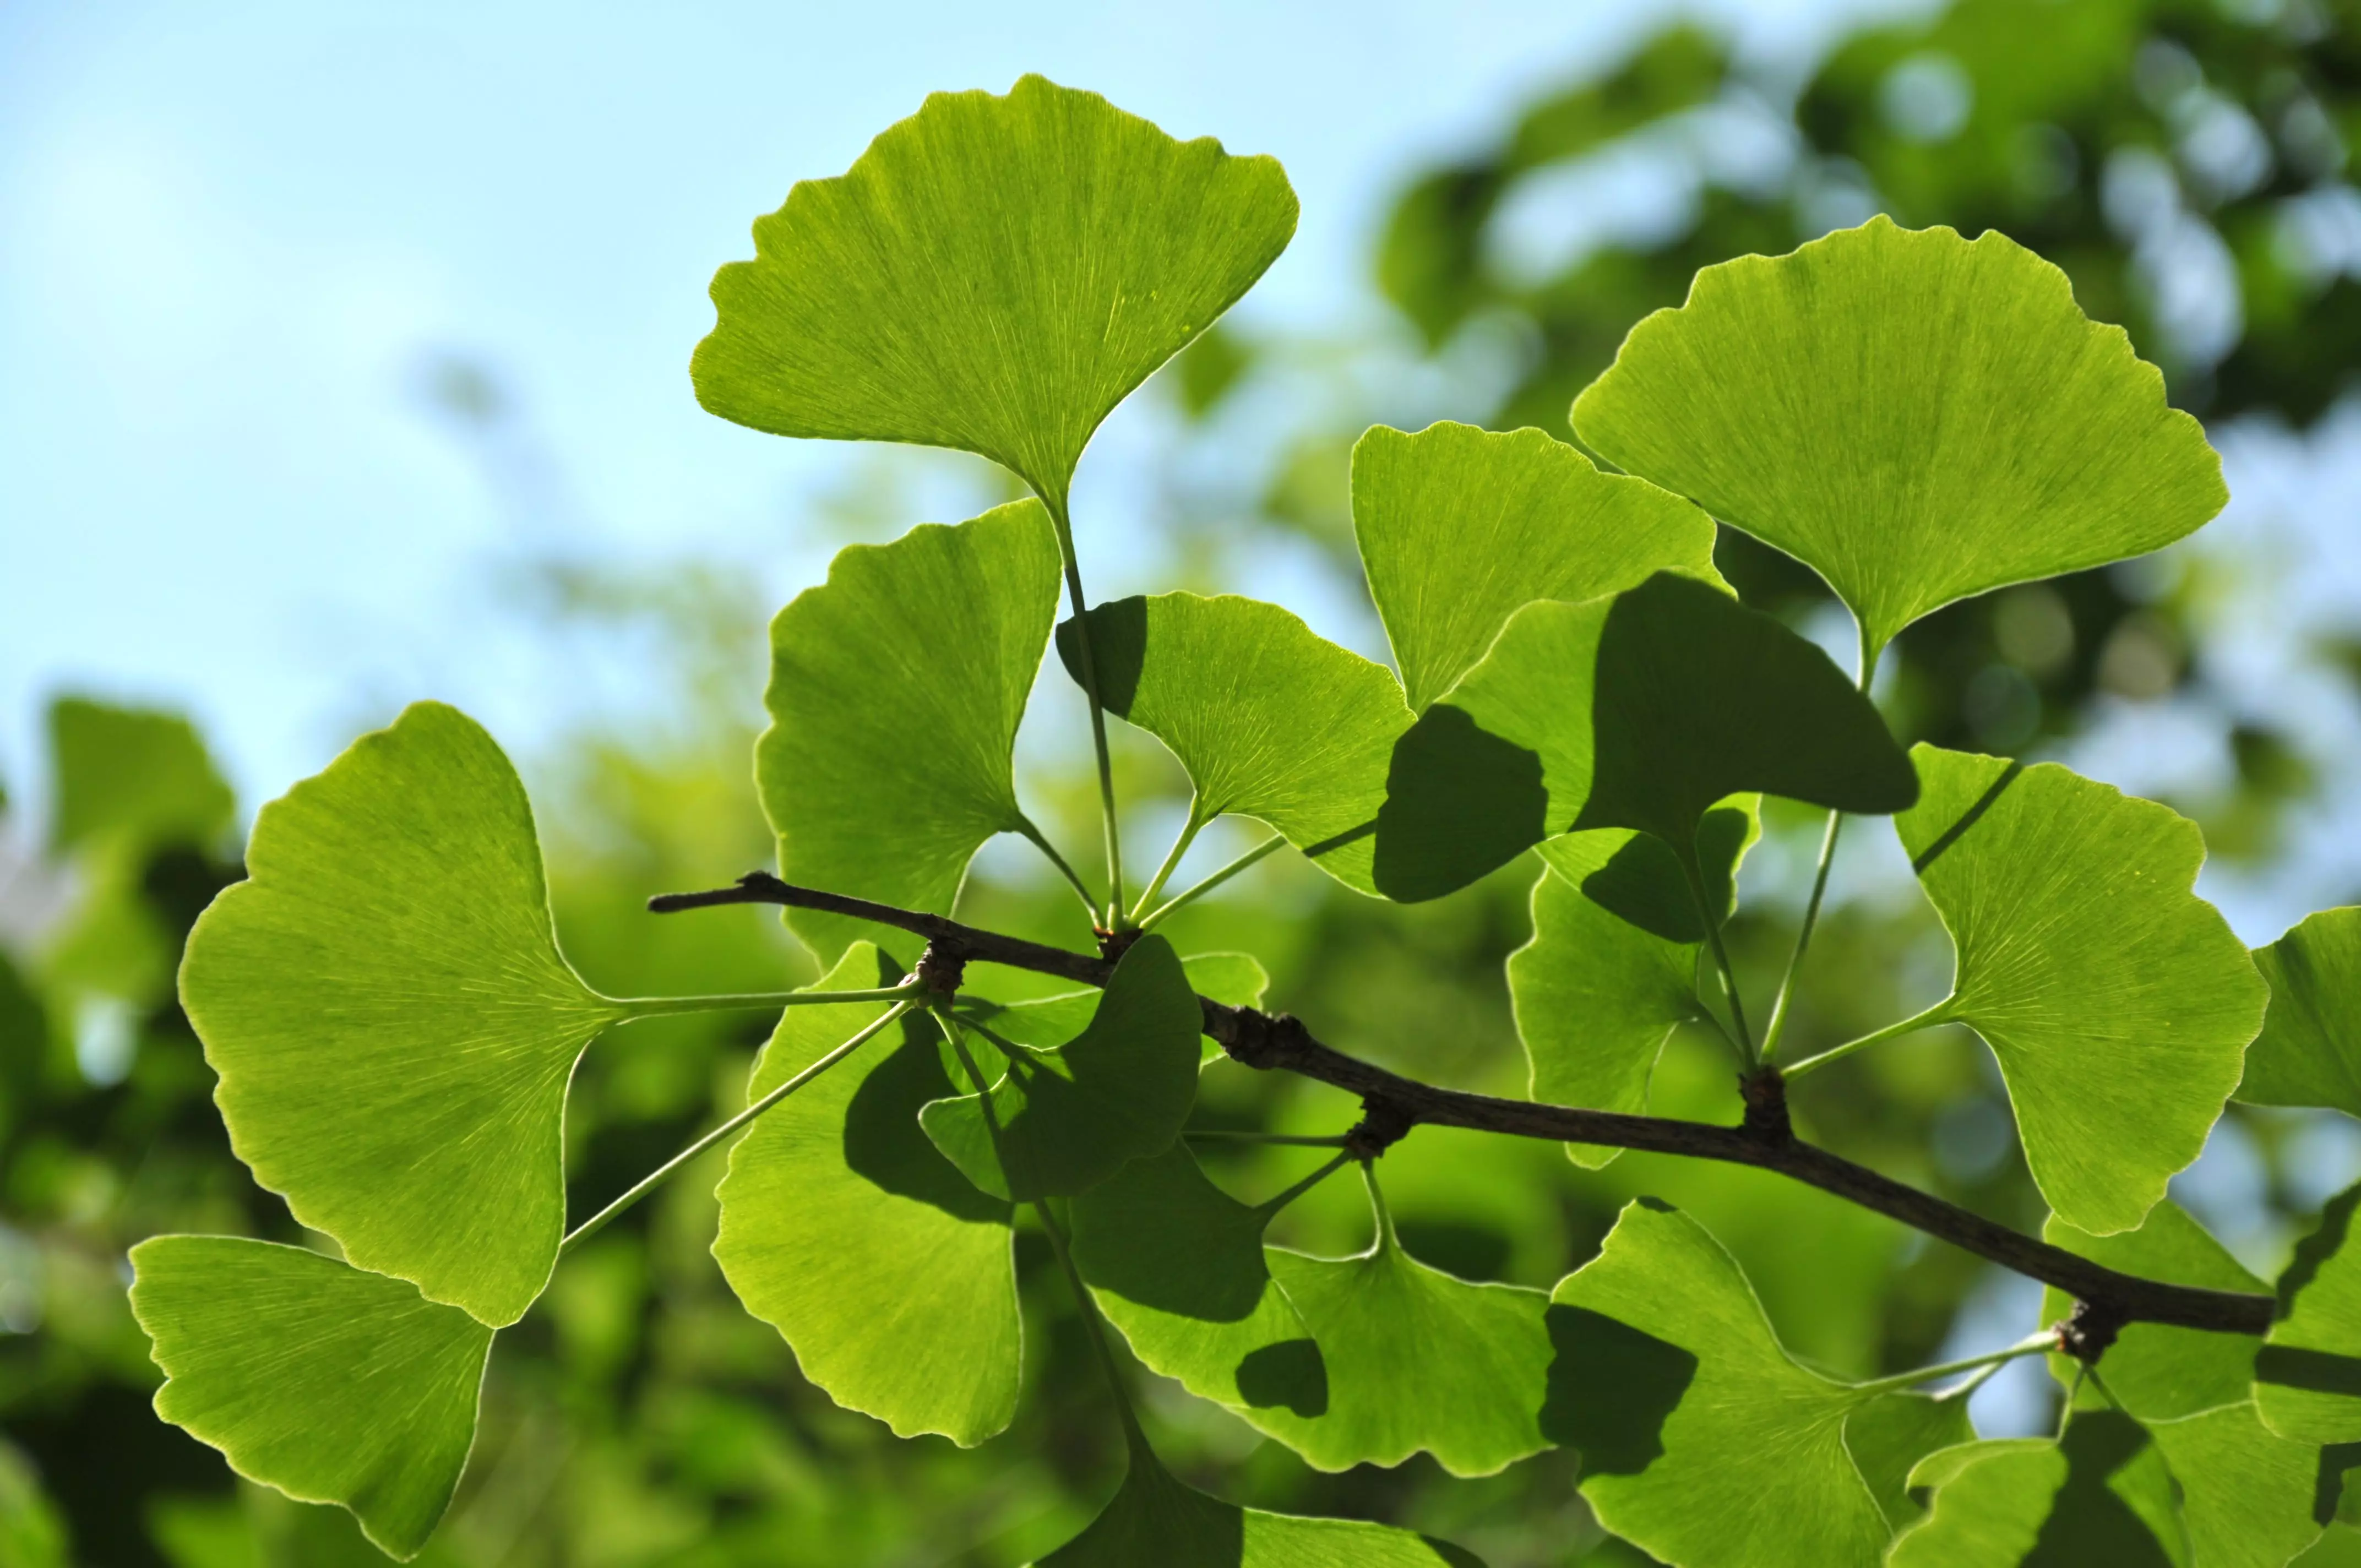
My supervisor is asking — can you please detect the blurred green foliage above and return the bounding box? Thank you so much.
[9,0,2361,1561]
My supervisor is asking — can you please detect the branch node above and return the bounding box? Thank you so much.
[1343,1097,1417,1161]
[1739,1066,1793,1146]
[916,942,968,998]
[1223,1008,1310,1070]
[1097,925,1143,964]
[2057,1298,2129,1364]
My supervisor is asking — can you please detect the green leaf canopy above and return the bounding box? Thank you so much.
[179,701,622,1327]
[1547,1199,1960,1568]
[693,74,1298,509]
[2241,907,2361,1118]
[1889,1414,2191,1567]
[1571,216,2227,657]
[1056,594,1412,894]
[920,934,1204,1201]
[1037,1445,1482,1566]
[1350,421,1721,712]
[712,945,1020,1447]
[1897,747,2266,1235]
[1510,803,1756,1166]
[758,502,1063,963]
[130,1237,492,1561]
[1372,571,1914,902]
[2258,1184,2361,1445]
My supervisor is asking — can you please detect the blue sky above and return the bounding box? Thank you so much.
[0,0,1900,811]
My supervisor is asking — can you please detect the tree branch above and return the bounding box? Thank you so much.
[654,872,2275,1339]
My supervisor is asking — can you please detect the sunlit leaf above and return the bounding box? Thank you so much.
[130,1237,491,1561]
[1897,747,2265,1234]
[1547,1197,1947,1567]
[47,696,234,857]
[1247,1173,1552,1477]
[1071,1143,1326,1416]
[758,502,1062,963]
[2147,1403,2325,1568]
[1349,421,1720,712]
[1845,1390,1977,1531]
[1037,1444,1483,1566]
[179,701,621,1326]
[920,935,1203,1201]
[1509,802,1756,1166]
[1373,571,1913,902]
[1057,594,1412,894]
[2259,1184,2361,1445]
[1890,1414,2190,1567]
[2242,907,2361,1119]
[1571,216,2227,656]
[712,945,1019,1446]
[694,74,1298,508]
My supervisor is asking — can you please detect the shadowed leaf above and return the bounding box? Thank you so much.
[2242,908,2361,1119]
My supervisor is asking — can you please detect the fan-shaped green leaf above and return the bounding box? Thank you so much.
[1570,216,2227,657]
[129,1237,492,1561]
[1373,571,1913,902]
[1248,1173,1551,1477]
[1845,1390,1976,1531]
[1896,747,2265,1234]
[956,951,1266,1049]
[1056,594,1412,894]
[2258,1184,2361,1445]
[694,74,1298,508]
[1546,1197,1938,1568]
[1510,802,1757,1167]
[1036,1445,1483,1566]
[1070,1143,1326,1416]
[2039,1204,2324,1567]
[179,701,621,1327]
[1891,1414,2189,1567]
[2242,908,2361,1119]
[712,945,1019,1446]
[920,934,1203,1201]
[1349,421,1721,712]
[758,502,1063,963]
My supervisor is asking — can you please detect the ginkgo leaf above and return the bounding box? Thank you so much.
[1245,1172,1552,1477]
[1570,216,2227,657]
[1070,1143,1327,1416]
[1845,1391,1976,1532]
[1350,421,1721,712]
[693,74,1298,509]
[1546,1197,1941,1568]
[2241,907,2361,1119]
[1373,571,1913,902]
[47,696,234,857]
[1056,594,1412,894]
[179,701,622,1327]
[129,1237,492,1561]
[1890,1414,2190,1567]
[956,951,1267,1047]
[1896,747,2266,1234]
[758,502,1063,963]
[712,945,1020,1447]
[1036,1444,1483,1566]
[2257,1184,2361,1445]
[2040,1204,2325,1567]
[1509,803,1757,1167]
[920,935,1203,1201]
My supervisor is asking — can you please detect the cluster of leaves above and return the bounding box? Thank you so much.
[109,72,2361,1567]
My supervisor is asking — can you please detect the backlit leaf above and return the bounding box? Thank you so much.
[712,945,1019,1446]
[179,701,621,1326]
[694,74,1297,508]
[1509,802,1757,1167]
[920,934,1203,1201]
[2258,1184,2361,1445]
[1349,421,1720,712]
[130,1237,491,1561]
[758,502,1062,963]
[1890,1414,2190,1567]
[1071,1143,1326,1416]
[2242,908,2361,1119]
[47,696,234,857]
[1372,571,1913,902]
[1571,216,2227,656]
[1897,747,2266,1234]
[1057,594,1412,894]
[1547,1198,1942,1568]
